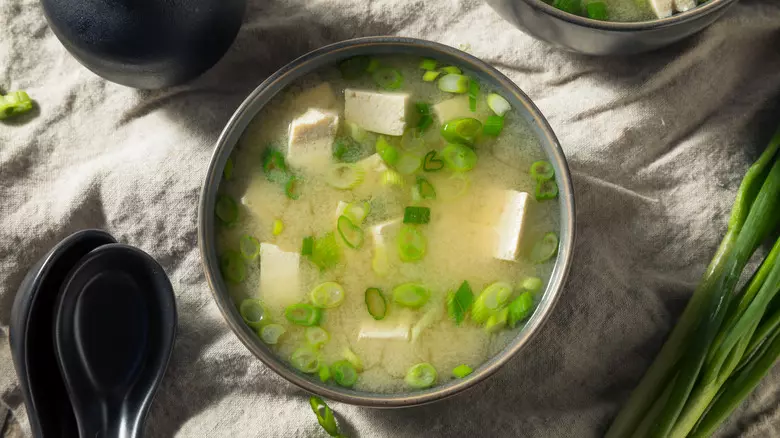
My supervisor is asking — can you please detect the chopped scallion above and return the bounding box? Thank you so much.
[441,143,478,172]
[521,276,544,293]
[397,225,427,262]
[486,93,511,116]
[423,150,445,172]
[535,179,559,200]
[483,115,504,136]
[586,1,609,20]
[422,70,441,82]
[0,91,33,120]
[220,250,245,283]
[376,136,399,166]
[440,66,462,75]
[305,326,330,347]
[309,396,339,436]
[259,323,285,345]
[419,58,438,70]
[310,232,342,270]
[291,347,320,373]
[317,365,331,383]
[441,118,482,145]
[239,234,260,260]
[311,282,346,308]
[452,364,473,378]
[215,195,239,226]
[240,298,267,329]
[403,206,431,224]
[468,79,479,112]
[380,169,404,187]
[262,149,289,183]
[530,232,559,264]
[285,303,322,326]
[343,201,370,224]
[223,157,234,181]
[392,283,430,308]
[553,0,582,14]
[285,175,302,199]
[301,236,314,256]
[447,281,475,325]
[326,163,365,190]
[416,176,436,200]
[366,57,381,73]
[508,292,535,328]
[530,160,555,181]
[405,363,437,389]
[485,307,509,333]
[272,219,284,236]
[365,288,388,320]
[438,74,469,94]
[472,282,512,323]
[337,215,365,249]
[373,67,404,90]
[331,360,359,387]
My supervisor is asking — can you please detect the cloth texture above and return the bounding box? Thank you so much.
[2,0,780,436]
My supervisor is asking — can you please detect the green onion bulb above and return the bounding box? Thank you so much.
[437,74,469,94]
[472,282,512,323]
[239,299,267,329]
[486,93,511,116]
[440,118,482,146]
[284,303,322,326]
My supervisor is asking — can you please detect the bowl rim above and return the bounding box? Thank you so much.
[517,0,737,31]
[198,36,576,408]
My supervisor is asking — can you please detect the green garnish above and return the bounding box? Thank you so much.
[0,91,33,120]
[403,206,431,224]
[447,281,474,325]
[405,363,437,389]
[416,177,436,200]
[220,250,245,283]
[309,396,340,437]
[239,234,260,260]
[338,56,370,79]
[337,215,364,249]
[396,153,422,175]
[272,219,284,236]
[311,232,342,270]
[215,195,239,226]
[554,0,582,14]
[343,201,371,224]
[440,66,462,75]
[366,57,381,73]
[262,149,289,184]
[416,102,433,133]
[468,79,479,112]
[508,292,534,328]
[380,169,404,187]
[438,74,469,94]
[365,288,387,320]
[441,143,478,172]
[285,303,322,326]
[483,115,504,136]
[521,276,544,293]
[392,283,431,308]
[285,175,302,199]
[331,360,359,388]
[440,118,482,145]
[485,307,509,333]
[223,157,234,181]
[305,326,330,347]
[239,299,267,329]
[343,347,364,372]
[376,136,399,166]
[452,364,473,378]
[373,67,404,90]
[422,70,441,82]
[326,163,365,190]
[318,365,331,383]
[422,150,445,172]
[530,160,555,181]
[531,232,559,264]
[486,93,511,116]
[535,179,559,200]
[301,236,314,256]
[311,282,346,308]
[397,225,427,262]
[472,282,512,324]
[291,347,320,373]
[419,58,438,70]
[586,1,609,20]
[259,323,285,345]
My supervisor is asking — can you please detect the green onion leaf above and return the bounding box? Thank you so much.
[220,250,245,283]
[259,323,285,345]
[372,67,404,90]
[215,195,239,226]
[405,363,437,389]
[310,232,342,270]
[318,365,331,383]
[535,179,559,200]
[438,74,469,94]
[239,235,260,260]
[472,282,512,323]
[272,219,284,236]
[423,150,445,172]
[291,347,320,373]
[337,215,365,249]
[483,115,504,136]
[485,307,509,333]
[262,149,289,184]
[530,160,555,181]
[284,303,322,326]
[416,177,436,200]
[530,232,559,264]
[422,70,441,82]
[396,153,422,175]
[223,157,234,181]
[305,326,330,347]
[586,1,609,20]
[311,282,346,308]
[392,283,431,308]
[366,57,381,73]
[521,276,543,293]
[309,396,339,436]
[331,360,359,388]
[0,91,33,120]
[397,225,427,262]
[452,364,473,378]
[376,136,399,166]
[508,292,535,328]
[285,175,302,200]
[441,118,482,146]
[553,0,582,14]
[240,299,267,329]
[419,58,438,70]
[440,66,462,75]
[403,206,431,224]
[416,102,431,115]
[441,143,478,172]
[365,288,388,320]
[418,115,433,132]
[447,281,475,325]
[487,93,511,116]
[339,56,370,79]
[301,236,314,256]
[326,163,365,190]
[468,79,479,112]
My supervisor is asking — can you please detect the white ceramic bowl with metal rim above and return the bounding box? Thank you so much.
[198,36,576,408]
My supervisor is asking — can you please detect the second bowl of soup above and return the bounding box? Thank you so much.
[199,37,575,407]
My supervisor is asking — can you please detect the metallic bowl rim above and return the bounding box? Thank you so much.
[197,36,576,408]
[517,0,737,31]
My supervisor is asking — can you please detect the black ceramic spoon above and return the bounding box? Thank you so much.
[10,229,116,438]
[54,243,177,438]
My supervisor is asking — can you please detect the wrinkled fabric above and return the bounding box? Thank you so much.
[2,0,780,437]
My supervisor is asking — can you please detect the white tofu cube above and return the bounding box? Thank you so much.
[287,108,339,170]
[493,190,531,262]
[433,95,472,124]
[648,0,673,18]
[358,319,411,341]
[344,89,409,136]
[291,82,338,111]
[673,0,696,12]
[259,243,302,309]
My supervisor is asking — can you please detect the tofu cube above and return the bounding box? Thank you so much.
[673,0,696,12]
[433,95,473,124]
[493,190,531,262]
[287,108,339,169]
[648,0,673,18]
[291,82,338,111]
[358,319,411,341]
[259,243,302,309]
[344,89,409,136]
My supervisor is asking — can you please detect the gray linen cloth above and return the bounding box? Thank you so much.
[2,0,780,436]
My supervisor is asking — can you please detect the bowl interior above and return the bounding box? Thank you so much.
[198,37,575,407]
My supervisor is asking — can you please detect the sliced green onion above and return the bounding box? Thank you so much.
[438,74,469,94]
[285,303,322,326]
[468,79,479,112]
[486,93,511,116]
[396,153,422,175]
[535,179,559,200]
[381,169,404,187]
[311,282,346,308]
[392,283,430,308]
[339,56,370,79]
[220,250,245,283]
[376,136,399,166]
[240,299,267,329]
[530,160,555,181]
[301,236,314,256]
[452,364,473,378]
[423,150,445,172]
[366,57,381,73]
[586,1,609,20]
[311,232,342,270]
[418,114,433,132]
[440,66,462,75]
[309,396,338,436]
[416,177,436,200]
[260,323,286,345]
[441,118,482,145]
[318,365,331,383]
[272,219,284,236]
[285,175,302,199]
[0,91,33,120]
[343,347,364,372]
[531,232,559,264]
[305,326,330,347]
[373,67,404,90]
[262,149,289,183]
[397,225,427,262]
[485,307,509,333]
[508,292,534,328]
[554,0,582,14]
[441,143,478,172]
[239,234,260,260]
[403,206,431,224]
[422,70,441,82]
[326,163,365,190]
[405,363,437,389]
[483,115,504,136]
[365,288,388,320]
[521,276,543,293]
[215,195,239,226]
[447,281,474,325]
[337,215,365,249]
[343,201,370,224]
[223,157,234,181]
[472,282,512,324]
[419,58,438,70]
[416,102,431,115]
[401,128,426,151]
[291,347,320,373]
[331,360,359,387]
